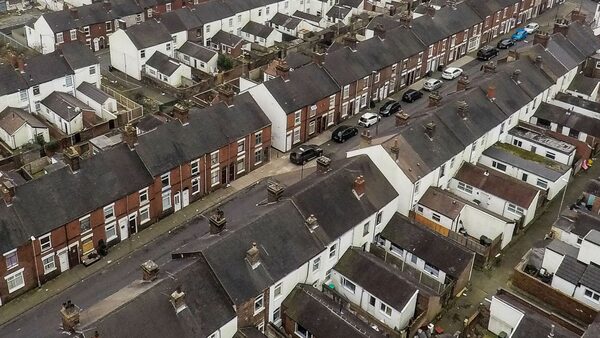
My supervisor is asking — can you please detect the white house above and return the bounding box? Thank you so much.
[551,92,600,120]
[325,5,352,27]
[241,21,283,48]
[75,82,118,116]
[566,73,600,101]
[40,92,89,135]
[506,123,577,166]
[109,20,174,80]
[175,41,218,74]
[0,107,49,150]
[144,52,192,87]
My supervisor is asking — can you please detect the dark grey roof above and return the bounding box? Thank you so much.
[77,82,110,104]
[61,42,99,70]
[41,2,114,33]
[568,74,599,95]
[22,52,74,86]
[88,258,236,338]
[381,213,473,279]
[234,327,268,338]
[509,123,575,155]
[135,114,165,133]
[585,229,600,246]
[335,248,418,310]
[0,64,27,96]
[190,1,235,24]
[326,5,351,18]
[264,63,339,114]
[125,20,173,49]
[202,201,324,304]
[554,210,600,238]
[410,3,482,46]
[110,0,143,17]
[547,33,586,70]
[366,15,402,32]
[242,21,274,39]
[581,263,600,293]
[145,52,183,76]
[283,285,385,338]
[482,143,570,181]
[135,92,270,176]
[534,102,600,138]
[0,202,31,253]
[555,92,600,114]
[583,315,600,338]
[478,73,537,116]
[285,52,312,69]
[210,30,244,47]
[555,255,587,285]
[498,58,554,99]
[158,8,204,33]
[565,22,600,58]
[517,44,568,80]
[177,41,217,62]
[465,0,505,18]
[338,0,362,8]
[41,92,92,121]
[545,239,579,259]
[293,10,321,23]
[269,12,301,29]
[12,143,154,237]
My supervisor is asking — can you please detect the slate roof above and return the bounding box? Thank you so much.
[580,263,600,293]
[202,201,324,304]
[546,33,586,71]
[41,92,92,121]
[338,0,362,8]
[553,210,600,238]
[264,63,339,114]
[509,124,575,154]
[77,82,110,104]
[380,213,474,278]
[210,30,244,47]
[565,22,600,58]
[555,92,600,114]
[242,21,274,39]
[335,248,418,310]
[0,64,27,96]
[145,52,182,76]
[584,229,600,246]
[285,52,312,69]
[125,20,173,49]
[478,73,532,116]
[234,327,268,338]
[555,255,587,285]
[498,58,554,99]
[517,44,569,80]
[418,187,465,220]
[0,202,31,253]
[41,2,114,33]
[568,74,599,96]
[283,285,385,338]
[269,12,301,29]
[110,0,143,17]
[465,0,505,18]
[177,41,217,62]
[545,239,579,259]
[135,114,165,133]
[410,2,481,45]
[22,52,74,86]
[293,10,322,23]
[582,315,600,338]
[482,143,570,181]
[534,102,600,138]
[0,107,47,135]
[135,92,270,176]
[88,258,236,338]
[326,5,351,19]
[60,42,99,70]
[366,15,402,32]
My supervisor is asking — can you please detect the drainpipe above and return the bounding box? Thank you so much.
[30,236,41,288]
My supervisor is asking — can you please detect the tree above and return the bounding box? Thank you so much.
[217,55,233,71]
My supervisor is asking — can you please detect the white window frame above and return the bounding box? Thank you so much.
[139,187,149,205]
[161,173,170,188]
[341,276,356,293]
[140,205,151,224]
[56,32,64,44]
[191,159,200,176]
[103,203,115,221]
[431,213,441,223]
[191,177,200,195]
[312,257,320,272]
[329,243,337,259]
[536,178,548,189]
[254,148,263,165]
[236,156,245,174]
[308,120,316,135]
[105,222,117,241]
[4,268,25,293]
[254,294,264,314]
[4,249,18,270]
[210,151,219,167]
[39,234,52,252]
[70,29,77,40]
[80,215,91,233]
[379,302,392,317]
[162,191,172,210]
[42,253,56,274]
[507,203,524,216]
[237,139,245,154]
[343,85,350,99]
[274,282,282,298]
[255,131,263,146]
[363,222,369,236]
[457,181,474,194]
[211,168,219,187]
[584,288,600,303]
[294,111,301,126]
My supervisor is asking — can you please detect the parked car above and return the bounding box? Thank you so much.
[497,38,515,49]
[512,28,528,41]
[423,78,443,91]
[524,22,539,34]
[402,89,423,103]
[477,46,499,60]
[441,67,463,80]
[379,100,401,117]
[289,144,323,165]
[331,125,359,143]
[358,112,381,127]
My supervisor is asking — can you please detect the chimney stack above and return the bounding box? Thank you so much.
[141,260,159,281]
[316,156,331,174]
[170,287,187,313]
[63,147,80,172]
[209,208,226,234]
[17,55,25,73]
[511,69,521,82]
[533,32,550,48]
[395,111,409,127]
[305,214,319,230]
[390,137,400,160]
[267,180,285,202]
[553,18,570,37]
[507,50,519,62]
[343,36,358,50]
[352,175,365,199]
[172,103,189,125]
[216,86,235,106]
[69,7,79,18]
[312,52,324,66]
[456,100,469,119]
[571,10,586,24]
[245,242,260,268]
[425,5,435,17]
[483,61,496,73]
[428,91,442,107]
[424,121,436,139]
[1,180,15,206]
[122,123,137,149]
[373,24,386,40]
[399,11,411,28]
[60,300,81,332]
[103,0,111,11]
[487,84,496,101]
[456,75,470,91]
[534,55,543,67]
[360,129,372,147]
[275,61,290,80]
[389,5,396,16]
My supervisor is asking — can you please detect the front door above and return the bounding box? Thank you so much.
[182,189,189,208]
[354,98,360,114]
[286,132,292,152]
[129,213,137,235]
[58,249,69,272]
[93,38,99,51]
[229,163,235,182]
[68,243,79,267]
[174,192,181,212]
[119,216,129,240]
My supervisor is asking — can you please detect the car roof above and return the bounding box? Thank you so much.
[362,112,377,117]
[334,125,352,131]
[405,88,417,93]
[426,78,439,83]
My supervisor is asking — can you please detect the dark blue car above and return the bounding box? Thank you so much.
[511,28,528,41]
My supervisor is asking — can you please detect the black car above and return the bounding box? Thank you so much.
[331,125,359,143]
[497,38,515,49]
[477,45,499,60]
[289,144,323,165]
[402,89,423,103]
[379,100,401,117]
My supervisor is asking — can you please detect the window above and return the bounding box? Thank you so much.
[376,211,383,225]
[5,269,25,293]
[237,139,245,154]
[410,253,418,264]
[545,151,556,160]
[362,222,369,236]
[166,43,171,51]
[424,263,439,277]
[70,29,77,40]
[341,277,356,293]
[439,164,446,178]
[507,203,525,215]
[329,243,337,259]
[390,243,404,257]
[166,2,171,11]
[56,32,64,44]
[83,26,90,37]
[106,21,112,31]
[4,250,18,269]
[450,157,456,168]
[254,294,264,314]
[274,282,282,298]
[255,131,263,146]
[584,289,600,303]
[105,222,117,241]
[295,323,311,338]
[417,205,424,213]
[89,65,96,75]
[42,254,56,274]
[343,85,350,99]
[380,302,392,316]
[33,85,40,96]
[210,151,219,167]
[211,169,219,186]
[191,160,200,176]
[325,268,332,281]
[536,178,548,189]
[80,216,91,232]
[258,9,262,16]
[312,257,320,272]
[309,105,317,117]
[513,139,523,147]
[237,157,245,174]
[34,101,40,112]
[432,213,441,222]
[161,173,170,188]
[308,121,316,135]
[103,204,115,221]
[40,234,51,252]
[65,75,73,87]
[414,180,420,195]
[369,295,376,306]
[374,72,380,83]
[139,188,149,204]
[293,127,300,144]
[19,90,27,102]
[162,191,171,210]
[273,306,281,323]
[140,49,146,58]
[360,93,367,108]
[140,206,150,224]
[294,111,301,126]
[341,102,349,117]
[492,161,507,172]
[457,181,473,194]
[191,177,201,195]
[255,148,263,165]
[521,173,528,182]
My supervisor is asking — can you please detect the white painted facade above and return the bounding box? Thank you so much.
[175,50,218,75]
[0,91,28,113]
[144,60,192,88]
[551,274,577,296]
[550,97,600,120]
[247,83,288,152]
[505,132,575,166]
[0,121,49,150]
[39,104,83,135]
[75,90,118,115]
[541,248,565,274]
[27,75,76,115]
[242,28,282,47]
[488,295,524,337]
[26,17,55,54]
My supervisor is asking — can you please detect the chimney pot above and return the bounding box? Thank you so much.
[1,180,15,206]
[360,129,372,147]
[275,61,290,80]
[425,5,436,17]
[395,111,409,127]
[456,100,469,119]
[170,288,187,313]
[487,84,496,101]
[63,146,80,172]
[425,121,436,138]
[60,300,81,332]
[122,123,137,149]
[428,91,442,107]
[511,68,521,82]
[246,242,260,268]
[141,260,160,281]
[456,75,470,91]
[553,18,570,36]
[172,103,189,125]
[305,214,319,229]
[69,7,78,18]
[353,175,365,199]
[209,208,226,234]
[267,180,285,202]
[533,32,550,48]
[399,11,411,28]
[483,61,496,73]
[103,0,111,10]
[535,55,543,67]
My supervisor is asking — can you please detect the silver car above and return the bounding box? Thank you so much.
[423,78,443,91]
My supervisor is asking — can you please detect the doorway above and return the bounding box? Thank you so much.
[119,216,129,240]
[174,192,181,212]
[68,243,80,267]
[58,248,69,272]
[182,189,189,208]
[128,213,137,235]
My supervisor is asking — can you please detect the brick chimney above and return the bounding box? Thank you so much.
[533,32,550,48]
[428,91,442,107]
[389,5,396,16]
[456,100,469,119]
[122,123,137,149]
[424,121,436,139]
[170,287,187,313]
[63,147,80,172]
[571,10,587,24]
[275,62,290,80]
[69,7,78,19]
[172,103,189,125]
[483,61,496,73]
[209,208,226,234]
[425,5,435,17]
[399,11,411,28]
[141,260,159,281]
[360,129,372,148]
[511,69,521,82]
[487,84,496,101]
[316,156,331,174]
[245,242,260,268]
[267,180,285,202]
[507,50,519,62]
[343,36,358,50]
[217,86,235,106]
[390,137,400,160]
[534,55,543,68]
[17,55,25,73]
[373,24,385,40]
[553,18,570,36]
[60,300,81,332]
[395,111,409,127]
[312,52,325,66]
[1,180,15,206]
[353,175,365,199]
[305,214,319,230]
[456,75,470,91]
[103,0,111,11]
